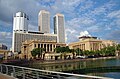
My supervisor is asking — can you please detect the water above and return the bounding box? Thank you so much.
[27,57,120,79]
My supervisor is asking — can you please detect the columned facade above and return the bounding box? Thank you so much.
[21,40,66,59]
[69,37,116,51]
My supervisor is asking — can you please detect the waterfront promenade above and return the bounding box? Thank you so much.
[0,73,16,79]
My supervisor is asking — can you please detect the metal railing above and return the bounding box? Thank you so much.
[0,64,113,79]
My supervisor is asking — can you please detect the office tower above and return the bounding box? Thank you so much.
[13,12,29,32]
[12,11,29,52]
[38,10,50,33]
[54,13,65,43]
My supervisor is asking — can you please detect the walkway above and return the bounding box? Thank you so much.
[0,73,16,79]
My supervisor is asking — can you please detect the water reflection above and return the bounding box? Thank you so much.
[29,58,120,72]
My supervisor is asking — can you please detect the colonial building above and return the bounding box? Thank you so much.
[69,36,116,51]
[20,40,67,60]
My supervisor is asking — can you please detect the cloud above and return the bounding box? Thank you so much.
[107,10,120,28]
[66,17,96,28]
[87,25,101,32]
[78,0,94,12]
[90,0,115,16]
[107,10,120,18]
[0,32,12,49]
[79,31,91,37]
[106,30,120,43]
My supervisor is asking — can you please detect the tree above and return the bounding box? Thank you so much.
[75,48,82,56]
[54,47,62,53]
[31,48,44,59]
[31,49,38,59]
[70,49,75,59]
[116,44,120,50]
[83,50,89,56]
[37,48,45,58]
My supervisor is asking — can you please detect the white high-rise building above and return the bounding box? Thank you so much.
[54,13,65,43]
[13,12,29,32]
[38,10,50,33]
[12,12,29,52]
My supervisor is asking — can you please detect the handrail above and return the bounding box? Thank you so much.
[0,64,113,79]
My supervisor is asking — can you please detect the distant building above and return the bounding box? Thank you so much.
[69,36,116,51]
[54,13,65,43]
[20,40,66,60]
[0,44,9,59]
[0,44,7,50]
[38,10,50,33]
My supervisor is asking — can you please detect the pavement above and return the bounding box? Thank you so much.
[0,73,16,79]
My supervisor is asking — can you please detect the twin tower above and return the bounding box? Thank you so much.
[13,10,65,43]
[38,10,65,43]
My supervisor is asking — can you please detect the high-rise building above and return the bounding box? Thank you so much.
[54,13,65,43]
[12,12,29,52]
[13,12,29,32]
[38,10,50,33]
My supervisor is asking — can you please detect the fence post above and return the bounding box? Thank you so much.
[6,65,8,75]
[57,74,61,79]
[36,71,39,79]
[22,68,25,79]
[0,65,2,73]
[12,66,16,77]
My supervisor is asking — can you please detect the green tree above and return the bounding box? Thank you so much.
[70,49,75,59]
[75,48,82,56]
[54,47,62,53]
[31,48,44,59]
[116,44,120,50]
[83,50,89,56]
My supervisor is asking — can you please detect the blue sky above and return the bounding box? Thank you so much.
[0,0,120,49]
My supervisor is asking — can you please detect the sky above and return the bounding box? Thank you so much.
[0,0,120,49]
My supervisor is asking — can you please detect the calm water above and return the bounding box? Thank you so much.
[28,57,120,79]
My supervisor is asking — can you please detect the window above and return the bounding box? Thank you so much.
[34,44,36,47]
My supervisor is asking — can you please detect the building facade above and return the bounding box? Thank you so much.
[12,31,57,53]
[38,10,50,33]
[69,36,116,51]
[20,40,66,60]
[54,13,65,43]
